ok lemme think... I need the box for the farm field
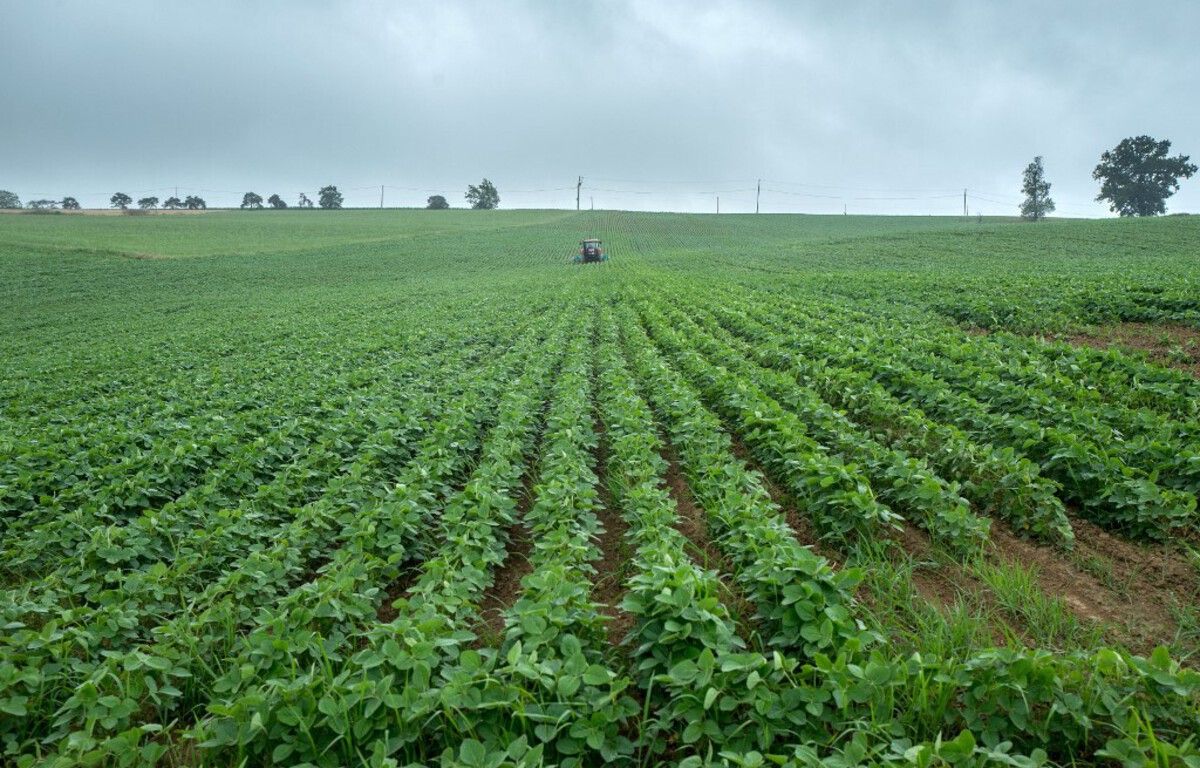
[2,209,1200,767]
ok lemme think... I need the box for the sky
[2,1,1198,215]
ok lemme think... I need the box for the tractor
[575,238,606,264]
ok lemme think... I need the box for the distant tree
[0,190,20,209]
[241,191,264,209]
[110,192,132,210]
[184,195,207,210]
[298,192,314,209]
[162,196,183,210]
[318,185,343,209]
[267,194,287,209]
[60,196,81,210]
[26,199,59,210]
[426,194,450,210]
[1019,156,1055,221]
[138,196,159,210]
[465,178,499,210]
[1094,136,1197,217]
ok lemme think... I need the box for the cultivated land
[2,210,1199,767]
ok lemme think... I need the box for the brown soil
[660,446,760,643]
[475,472,538,642]
[893,524,981,611]
[978,516,1197,656]
[590,417,637,648]
[986,524,1127,627]
[1063,322,1200,378]
[376,564,420,623]
[1068,515,1197,653]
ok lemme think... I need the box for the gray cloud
[2,0,1197,214]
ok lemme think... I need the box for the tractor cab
[577,239,606,264]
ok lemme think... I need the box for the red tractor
[575,239,606,264]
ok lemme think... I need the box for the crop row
[716,288,1195,539]
[18,315,548,766]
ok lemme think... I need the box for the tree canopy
[267,194,287,209]
[465,178,499,210]
[318,185,343,209]
[60,197,80,210]
[241,192,264,209]
[110,192,132,210]
[138,196,159,210]
[426,194,450,210]
[184,195,206,210]
[298,192,314,209]
[1019,157,1055,222]
[162,197,183,210]
[1094,136,1196,217]
[0,190,20,209]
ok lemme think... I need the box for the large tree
[162,196,183,210]
[110,192,132,210]
[60,196,81,210]
[298,192,314,209]
[1019,156,1055,221]
[241,191,264,209]
[26,199,58,210]
[465,178,499,210]
[184,195,207,210]
[1093,136,1196,217]
[318,185,343,209]
[138,196,159,210]
[0,190,20,209]
[426,194,449,210]
[267,194,287,209]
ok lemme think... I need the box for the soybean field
[2,209,1200,768]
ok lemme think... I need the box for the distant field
[2,210,1199,766]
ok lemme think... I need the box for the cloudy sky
[2,1,1197,215]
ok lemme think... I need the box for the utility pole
[963,189,968,217]
[380,185,384,209]
[716,196,720,214]
[590,196,594,211]
[756,179,761,214]
[843,203,847,216]
[576,176,582,211]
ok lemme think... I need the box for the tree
[0,190,20,209]
[1093,136,1197,217]
[267,194,287,209]
[241,192,264,209]
[110,192,132,210]
[26,199,58,210]
[1019,156,1055,221]
[138,196,159,210]
[426,194,450,210]
[318,185,343,209]
[465,178,499,210]
[61,197,81,210]
[162,196,183,210]
[184,195,206,210]
[298,192,314,209]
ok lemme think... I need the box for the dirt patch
[1065,514,1198,654]
[893,524,976,610]
[591,417,636,648]
[987,524,1128,628]
[475,472,538,642]
[1063,322,1200,378]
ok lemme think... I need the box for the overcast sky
[2,1,1198,215]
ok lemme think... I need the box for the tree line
[2,137,1193,217]
[1018,135,1194,221]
